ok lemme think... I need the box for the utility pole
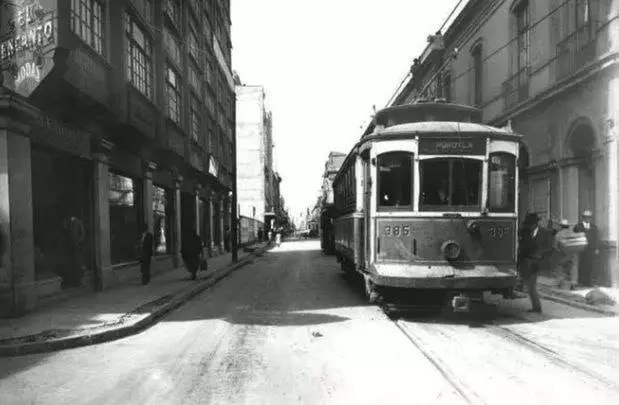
[231,95,239,262]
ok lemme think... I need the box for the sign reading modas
[0,0,56,97]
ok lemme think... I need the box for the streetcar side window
[488,152,516,212]
[420,158,482,211]
[377,152,413,210]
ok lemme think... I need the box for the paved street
[1,240,618,405]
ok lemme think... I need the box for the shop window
[420,158,482,211]
[378,152,413,210]
[109,172,142,264]
[153,185,173,255]
[488,153,516,212]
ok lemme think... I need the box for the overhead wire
[384,0,469,108]
[415,0,588,99]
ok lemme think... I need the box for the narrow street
[1,240,618,405]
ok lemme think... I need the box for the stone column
[173,174,183,267]
[209,193,215,252]
[219,195,225,252]
[92,140,114,291]
[0,95,39,317]
[195,184,202,237]
[142,162,156,234]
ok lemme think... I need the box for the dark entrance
[31,146,94,288]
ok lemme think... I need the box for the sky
[231,0,465,220]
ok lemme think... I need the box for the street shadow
[161,246,369,327]
[224,311,350,327]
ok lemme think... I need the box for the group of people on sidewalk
[137,226,209,285]
[517,210,599,313]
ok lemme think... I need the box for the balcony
[555,22,598,81]
[502,66,530,109]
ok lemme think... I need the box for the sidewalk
[537,275,619,316]
[0,242,271,357]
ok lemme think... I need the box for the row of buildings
[383,0,619,287]
[0,0,289,318]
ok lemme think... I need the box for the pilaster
[219,195,225,252]
[0,94,39,317]
[143,161,157,233]
[173,174,183,267]
[209,193,215,252]
[92,139,114,291]
[195,184,202,237]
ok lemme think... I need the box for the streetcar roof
[374,121,522,139]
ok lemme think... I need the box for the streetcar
[332,99,522,312]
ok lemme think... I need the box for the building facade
[235,84,282,237]
[388,0,619,287]
[0,0,235,317]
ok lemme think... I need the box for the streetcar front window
[377,152,413,210]
[488,153,516,212]
[420,158,482,211]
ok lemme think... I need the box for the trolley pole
[231,97,239,263]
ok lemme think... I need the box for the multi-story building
[235,84,281,236]
[0,0,235,317]
[387,0,619,287]
[320,152,347,205]
[317,152,346,250]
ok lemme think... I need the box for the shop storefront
[31,146,94,287]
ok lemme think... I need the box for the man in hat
[573,210,599,287]
[518,213,551,313]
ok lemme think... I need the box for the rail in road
[383,305,619,405]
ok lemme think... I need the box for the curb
[0,246,269,358]
[537,289,617,317]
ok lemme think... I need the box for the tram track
[384,304,619,404]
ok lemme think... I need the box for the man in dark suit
[573,210,599,287]
[518,213,551,313]
[139,225,154,285]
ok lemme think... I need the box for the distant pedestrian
[518,213,552,313]
[181,227,202,281]
[573,210,599,287]
[258,227,263,242]
[224,226,231,252]
[139,225,154,285]
[62,213,86,288]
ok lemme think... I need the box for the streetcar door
[363,153,372,268]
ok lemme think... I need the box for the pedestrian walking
[224,226,231,252]
[62,213,86,288]
[181,227,202,281]
[139,225,154,285]
[554,219,587,290]
[518,213,552,313]
[573,210,599,287]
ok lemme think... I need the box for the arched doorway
[568,120,597,217]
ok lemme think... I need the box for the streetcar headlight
[441,240,461,260]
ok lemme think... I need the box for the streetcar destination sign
[419,138,486,155]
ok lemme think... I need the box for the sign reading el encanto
[0,0,55,97]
